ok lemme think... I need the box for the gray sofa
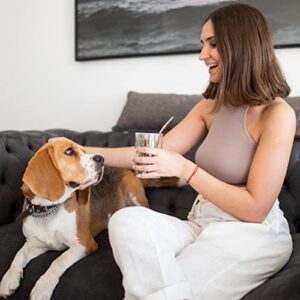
[0,91,300,299]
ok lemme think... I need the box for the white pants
[108,194,292,300]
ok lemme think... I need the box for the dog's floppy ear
[22,144,65,201]
[76,188,90,205]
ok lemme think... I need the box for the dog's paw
[0,268,23,298]
[30,275,58,300]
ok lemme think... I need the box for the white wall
[0,0,299,132]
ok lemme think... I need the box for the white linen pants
[108,194,292,300]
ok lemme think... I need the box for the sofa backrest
[114,92,300,137]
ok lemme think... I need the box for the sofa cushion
[114,92,300,137]
[279,137,300,234]
[0,222,124,300]
[113,91,202,133]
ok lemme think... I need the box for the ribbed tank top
[195,105,257,185]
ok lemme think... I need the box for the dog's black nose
[93,155,104,164]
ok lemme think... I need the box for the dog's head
[22,138,104,202]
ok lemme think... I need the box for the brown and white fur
[0,139,148,300]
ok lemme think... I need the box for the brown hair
[202,3,290,111]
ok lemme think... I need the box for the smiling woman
[201,3,291,112]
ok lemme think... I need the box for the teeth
[208,64,217,68]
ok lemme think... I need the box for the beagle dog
[0,138,148,300]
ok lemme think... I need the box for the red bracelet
[186,165,199,184]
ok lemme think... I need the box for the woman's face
[199,19,222,83]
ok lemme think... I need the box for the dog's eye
[64,147,75,156]
[69,181,79,188]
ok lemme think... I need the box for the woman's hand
[133,147,191,179]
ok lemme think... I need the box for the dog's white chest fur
[23,206,77,251]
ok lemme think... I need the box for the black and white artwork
[75,0,300,61]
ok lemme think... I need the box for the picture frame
[75,0,300,61]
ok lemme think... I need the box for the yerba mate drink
[134,132,162,175]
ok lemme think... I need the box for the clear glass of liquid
[134,132,162,175]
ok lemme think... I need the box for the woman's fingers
[135,147,160,156]
[133,155,157,164]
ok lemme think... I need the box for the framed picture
[75,0,300,61]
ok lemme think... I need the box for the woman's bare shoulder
[262,97,296,133]
[264,97,295,120]
[198,97,215,107]
[192,97,215,115]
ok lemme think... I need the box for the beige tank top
[195,105,257,185]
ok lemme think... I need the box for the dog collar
[17,199,62,221]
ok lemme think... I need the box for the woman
[86,3,296,299]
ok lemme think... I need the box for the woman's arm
[134,101,296,223]
[48,137,136,169]
[84,146,135,169]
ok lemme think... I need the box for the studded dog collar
[17,199,62,221]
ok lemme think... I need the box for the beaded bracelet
[186,165,199,184]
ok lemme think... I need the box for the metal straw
[158,116,174,136]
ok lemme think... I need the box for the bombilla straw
[158,116,174,136]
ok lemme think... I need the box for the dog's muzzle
[93,166,104,186]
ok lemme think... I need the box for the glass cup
[134,132,162,175]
